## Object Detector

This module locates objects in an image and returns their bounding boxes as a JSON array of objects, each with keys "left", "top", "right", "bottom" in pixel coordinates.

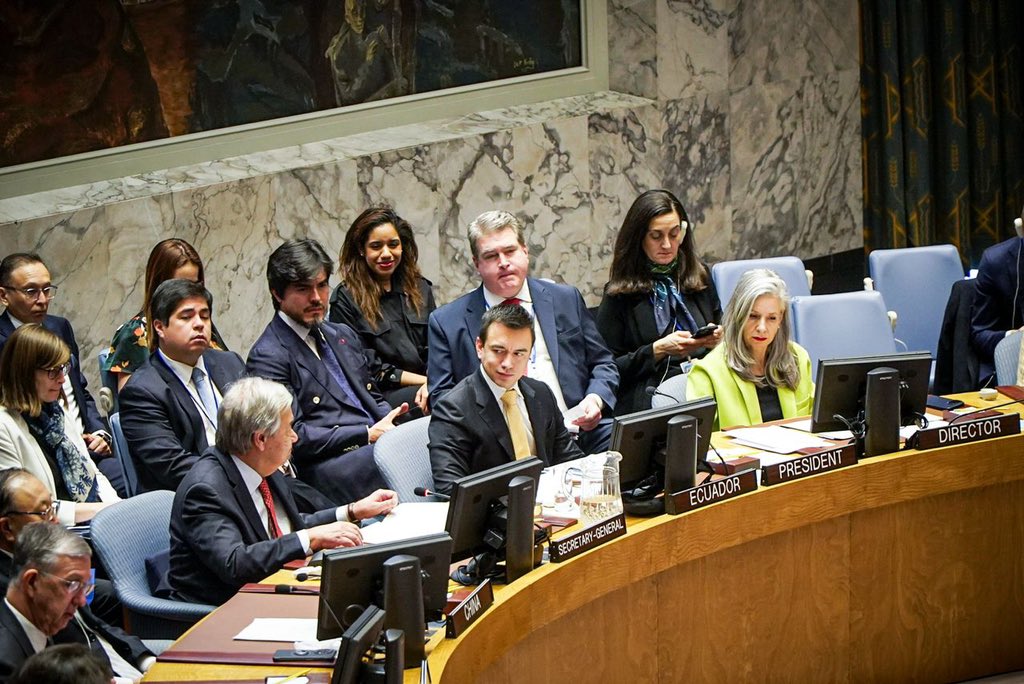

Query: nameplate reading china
[
  {"left": 666, "top": 470, "right": 758, "bottom": 514},
  {"left": 445, "top": 579, "right": 494, "bottom": 638},
  {"left": 549, "top": 513, "right": 627, "bottom": 563},
  {"left": 914, "top": 413, "right": 1020, "bottom": 450},
  {"left": 761, "top": 444, "right": 857, "bottom": 486}
]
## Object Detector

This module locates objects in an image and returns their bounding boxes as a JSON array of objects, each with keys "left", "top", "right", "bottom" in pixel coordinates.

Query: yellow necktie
[{"left": 500, "top": 389, "right": 531, "bottom": 460}]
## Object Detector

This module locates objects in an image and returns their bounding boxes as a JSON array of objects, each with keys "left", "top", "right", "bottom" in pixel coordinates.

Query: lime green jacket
[{"left": 685, "top": 342, "right": 814, "bottom": 430}]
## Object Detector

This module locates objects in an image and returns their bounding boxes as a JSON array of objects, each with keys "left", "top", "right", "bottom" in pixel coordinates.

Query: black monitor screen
[
  {"left": 445, "top": 457, "right": 544, "bottom": 562},
  {"left": 317, "top": 533, "right": 452, "bottom": 640},
  {"left": 811, "top": 351, "right": 932, "bottom": 432},
  {"left": 611, "top": 396, "right": 718, "bottom": 486},
  {"left": 331, "top": 605, "right": 385, "bottom": 684}
]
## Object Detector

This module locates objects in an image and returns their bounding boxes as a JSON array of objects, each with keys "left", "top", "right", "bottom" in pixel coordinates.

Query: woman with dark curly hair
[
  {"left": 596, "top": 189, "right": 722, "bottom": 414},
  {"left": 329, "top": 206, "right": 435, "bottom": 415}
]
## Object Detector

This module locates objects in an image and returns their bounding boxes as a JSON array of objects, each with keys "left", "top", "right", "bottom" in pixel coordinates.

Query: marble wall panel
[
  {"left": 588, "top": 103, "right": 664, "bottom": 287},
  {"left": 661, "top": 92, "right": 732, "bottom": 261},
  {"left": 729, "top": 0, "right": 859, "bottom": 89},
  {"left": 609, "top": 0, "right": 658, "bottom": 99},
  {"left": 729, "top": 79, "right": 802, "bottom": 259},
  {"left": 658, "top": 0, "right": 731, "bottom": 100},
  {"left": 794, "top": 69, "right": 862, "bottom": 257}
]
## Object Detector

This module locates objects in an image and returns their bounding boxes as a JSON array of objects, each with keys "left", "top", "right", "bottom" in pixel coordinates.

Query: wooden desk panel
[
  {"left": 145, "top": 421, "right": 1024, "bottom": 683},
  {"left": 433, "top": 433, "right": 1024, "bottom": 683}
]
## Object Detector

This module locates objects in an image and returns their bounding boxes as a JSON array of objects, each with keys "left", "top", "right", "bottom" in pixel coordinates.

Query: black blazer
[
  {"left": 428, "top": 371, "right": 584, "bottom": 495},
  {"left": 246, "top": 316, "right": 390, "bottom": 466},
  {"left": 169, "top": 447, "right": 338, "bottom": 605},
  {"left": 120, "top": 349, "right": 246, "bottom": 491},
  {"left": 0, "top": 599, "right": 33, "bottom": 684},
  {"left": 329, "top": 277, "right": 435, "bottom": 388},
  {"left": 596, "top": 284, "right": 721, "bottom": 414},
  {"left": 0, "top": 312, "right": 104, "bottom": 435},
  {"left": 970, "top": 236, "right": 1024, "bottom": 384}
]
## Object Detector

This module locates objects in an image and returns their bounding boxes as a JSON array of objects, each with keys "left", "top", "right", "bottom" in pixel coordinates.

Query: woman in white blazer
[{"left": 0, "top": 324, "right": 119, "bottom": 525}]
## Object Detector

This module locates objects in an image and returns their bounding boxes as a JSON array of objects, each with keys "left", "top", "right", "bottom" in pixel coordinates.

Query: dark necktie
[
  {"left": 258, "top": 478, "right": 283, "bottom": 539},
  {"left": 311, "top": 326, "right": 370, "bottom": 422},
  {"left": 502, "top": 297, "right": 522, "bottom": 307}
]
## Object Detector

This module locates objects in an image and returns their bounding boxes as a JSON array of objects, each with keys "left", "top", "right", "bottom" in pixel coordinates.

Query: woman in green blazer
[{"left": 687, "top": 269, "right": 813, "bottom": 429}]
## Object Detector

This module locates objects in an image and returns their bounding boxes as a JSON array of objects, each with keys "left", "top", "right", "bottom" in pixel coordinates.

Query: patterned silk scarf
[
  {"left": 649, "top": 258, "right": 698, "bottom": 334},
  {"left": 23, "top": 402, "right": 99, "bottom": 502}
]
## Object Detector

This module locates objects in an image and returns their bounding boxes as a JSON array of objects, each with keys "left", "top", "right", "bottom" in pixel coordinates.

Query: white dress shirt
[{"left": 157, "top": 350, "right": 221, "bottom": 447}]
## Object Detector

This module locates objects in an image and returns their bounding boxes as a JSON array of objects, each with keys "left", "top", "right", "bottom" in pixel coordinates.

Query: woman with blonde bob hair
[
  {"left": 686, "top": 269, "right": 813, "bottom": 429},
  {"left": 0, "top": 325, "right": 119, "bottom": 524}
]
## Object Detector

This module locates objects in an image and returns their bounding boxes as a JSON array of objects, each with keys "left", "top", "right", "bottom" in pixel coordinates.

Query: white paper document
[
  {"left": 727, "top": 425, "right": 838, "bottom": 454},
  {"left": 234, "top": 618, "right": 319, "bottom": 642},
  {"left": 360, "top": 502, "right": 449, "bottom": 545}
]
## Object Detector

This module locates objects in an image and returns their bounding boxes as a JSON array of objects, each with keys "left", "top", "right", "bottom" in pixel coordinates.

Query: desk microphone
[
  {"left": 274, "top": 585, "right": 319, "bottom": 595},
  {"left": 412, "top": 487, "right": 450, "bottom": 501}
]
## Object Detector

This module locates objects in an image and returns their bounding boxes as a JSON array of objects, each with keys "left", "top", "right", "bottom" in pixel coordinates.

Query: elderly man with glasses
[
  {"left": 0, "top": 469, "right": 122, "bottom": 628},
  {"left": 0, "top": 254, "right": 120, "bottom": 496},
  {"left": 0, "top": 522, "right": 152, "bottom": 683}
]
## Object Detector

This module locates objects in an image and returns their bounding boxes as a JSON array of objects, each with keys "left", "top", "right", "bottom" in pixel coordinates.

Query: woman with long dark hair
[
  {"left": 329, "top": 206, "right": 435, "bottom": 414},
  {"left": 596, "top": 189, "right": 722, "bottom": 413},
  {"left": 103, "top": 238, "right": 227, "bottom": 390}
]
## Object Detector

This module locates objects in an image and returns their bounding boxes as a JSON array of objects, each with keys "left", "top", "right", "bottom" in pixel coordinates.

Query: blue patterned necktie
[{"left": 311, "top": 326, "right": 370, "bottom": 422}]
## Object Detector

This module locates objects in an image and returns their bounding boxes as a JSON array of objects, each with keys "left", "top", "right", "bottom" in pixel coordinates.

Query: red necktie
[{"left": 257, "top": 479, "right": 282, "bottom": 539}]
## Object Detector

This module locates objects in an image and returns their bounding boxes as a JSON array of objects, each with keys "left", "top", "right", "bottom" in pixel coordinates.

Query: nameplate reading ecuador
[
  {"left": 445, "top": 580, "right": 494, "bottom": 638},
  {"left": 666, "top": 470, "right": 758, "bottom": 514},
  {"left": 914, "top": 413, "right": 1020, "bottom": 450},
  {"left": 549, "top": 513, "right": 627, "bottom": 563},
  {"left": 761, "top": 444, "right": 856, "bottom": 486}
]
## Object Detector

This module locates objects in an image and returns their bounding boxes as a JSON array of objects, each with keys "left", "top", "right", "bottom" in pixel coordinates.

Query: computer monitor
[
  {"left": 331, "top": 605, "right": 385, "bottom": 684},
  {"left": 610, "top": 396, "right": 718, "bottom": 487},
  {"left": 445, "top": 457, "right": 544, "bottom": 562},
  {"left": 811, "top": 351, "right": 932, "bottom": 432},
  {"left": 316, "top": 533, "right": 452, "bottom": 639}
]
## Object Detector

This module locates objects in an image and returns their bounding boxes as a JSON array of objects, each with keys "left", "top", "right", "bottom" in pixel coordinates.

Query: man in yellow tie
[{"left": 428, "top": 304, "right": 585, "bottom": 495}]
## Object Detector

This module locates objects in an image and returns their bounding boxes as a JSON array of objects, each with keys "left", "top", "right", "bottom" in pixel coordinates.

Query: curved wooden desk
[
  {"left": 144, "top": 410, "right": 1024, "bottom": 683},
  {"left": 428, "top": 431, "right": 1024, "bottom": 683}
]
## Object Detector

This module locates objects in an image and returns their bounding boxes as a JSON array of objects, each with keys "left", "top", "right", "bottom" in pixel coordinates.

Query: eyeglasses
[
  {"left": 42, "top": 571, "right": 94, "bottom": 597},
  {"left": 38, "top": 363, "right": 70, "bottom": 380},
  {"left": 1, "top": 285, "right": 58, "bottom": 301},
  {"left": 3, "top": 501, "right": 60, "bottom": 519}
]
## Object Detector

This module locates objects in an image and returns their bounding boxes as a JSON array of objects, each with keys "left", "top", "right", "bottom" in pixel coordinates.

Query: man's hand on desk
[
  {"left": 350, "top": 488, "right": 398, "bottom": 521},
  {"left": 308, "top": 521, "right": 363, "bottom": 551}
]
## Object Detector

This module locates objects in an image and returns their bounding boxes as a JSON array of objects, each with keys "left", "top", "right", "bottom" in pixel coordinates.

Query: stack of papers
[
  {"left": 360, "top": 502, "right": 449, "bottom": 545},
  {"left": 726, "top": 426, "right": 837, "bottom": 454}
]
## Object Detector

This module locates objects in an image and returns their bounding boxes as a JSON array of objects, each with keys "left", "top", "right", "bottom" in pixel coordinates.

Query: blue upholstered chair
[
  {"left": 373, "top": 416, "right": 436, "bottom": 502},
  {"left": 711, "top": 256, "right": 812, "bottom": 305},
  {"left": 993, "top": 333, "right": 1022, "bottom": 386},
  {"left": 91, "top": 491, "right": 215, "bottom": 639},
  {"left": 108, "top": 412, "right": 139, "bottom": 497},
  {"left": 652, "top": 373, "right": 689, "bottom": 409},
  {"left": 790, "top": 291, "right": 898, "bottom": 374},
  {"left": 867, "top": 244, "right": 964, "bottom": 358}
]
